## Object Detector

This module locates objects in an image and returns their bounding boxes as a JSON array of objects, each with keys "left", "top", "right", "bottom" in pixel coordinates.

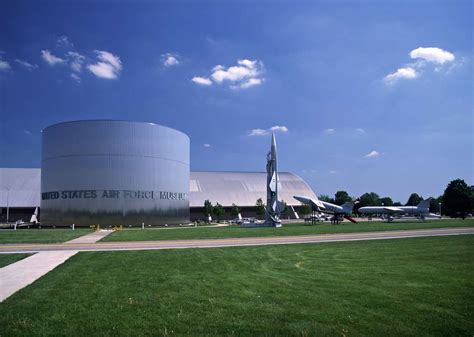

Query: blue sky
[{"left": 0, "top": 0, "right": 472, "bottom": 202}]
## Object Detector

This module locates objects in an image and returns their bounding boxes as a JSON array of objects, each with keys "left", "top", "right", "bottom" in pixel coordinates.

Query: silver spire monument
[{"left": 264, "top": 133, "right": 282, "bottom": 227}]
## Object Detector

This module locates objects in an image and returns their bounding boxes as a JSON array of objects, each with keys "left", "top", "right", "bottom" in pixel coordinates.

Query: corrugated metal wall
[{"left": 41, "top": 120, "right": 190, "bottom": 226}]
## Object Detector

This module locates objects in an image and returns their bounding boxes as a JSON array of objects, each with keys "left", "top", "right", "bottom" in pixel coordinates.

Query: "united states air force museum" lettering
[{"left": 41, "top": 190, "right": 188, "bottom": 201}]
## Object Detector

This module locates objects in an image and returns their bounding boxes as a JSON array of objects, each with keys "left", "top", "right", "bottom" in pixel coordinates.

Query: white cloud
[
  {"left": 23, "top": 129, "right": 31, "bottom": 135},
  {"left": 56, "top": 36, "right": 74, "bottom": 49},
  {"left": 270, "top": 125, "right": 288, "bottom": 133},
  {"left": 0, "top": 58, "right": 11, "bottom": 71},
  {"left": 249, "top": 128, "right": 269, "bottom": 136},
  {"left": 409, "top": 47, "right": 455, "bottom": 64},
  {"left": 66, "top": 52, "right": 85, "bottom": 72},
  {"left": 249, "top": 125, "right": 289, "bottom": 136},
  {"left": 355, "top": 128, "right": 366, "bottom": 133},
  {"left": 384, "top": 67, "right": 417, "bottom": 84},
  {"left": 162, "top": 53, "right": 179, "bottom": 67},
  {"left": 15, "top": 59, "right": 38, "bottom": 70},
  {"left": 70, "top": 73, "right": 81, "bottom": 83},
  {"left": 203, "top": 143, "right": 212, "bottom": 148},
  {"left": 324, "top": 128, "right": 335, "bottom": 133},
  {"left": 87, "top": 50, "right": 122, "bottom": 79},
  {"left": 329, "top": 170, "right": 338, "bottom": 174},
  {"left": 194, "top": 59, "right": 264, "bottom": 89},
  {"left": 364, "top": 150, "right": 380, "bottom": 158},
  {"left": 192, "top": 76, "right": 212, "bottom": 86},
  {"left": 41, "top": 50, "right": 64, "bottom": 65},
  {"left": 232, "top": 78, "right": 263, "bottom": 90}
]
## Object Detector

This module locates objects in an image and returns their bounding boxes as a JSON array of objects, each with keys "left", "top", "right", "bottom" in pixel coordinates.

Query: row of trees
[
  {"left": 203, "top": 179, "right": 473, "bottom": 220},
  {"left": 319, "top": 179, "right": 473, "bottom": 216}
]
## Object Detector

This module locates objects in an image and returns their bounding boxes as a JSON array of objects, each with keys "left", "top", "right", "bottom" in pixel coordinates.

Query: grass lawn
[
  {"left": 103, "top": 219, "right": 474, "bottom": 242},
  {"left": 0, "top": 235, "right": 472, "bottom": 336},
  {"left": 0, "top": 254, "right": 31, "bottom": 268},
  {"left": 0, "top": 228, "right": 91, "bottom": 244}
]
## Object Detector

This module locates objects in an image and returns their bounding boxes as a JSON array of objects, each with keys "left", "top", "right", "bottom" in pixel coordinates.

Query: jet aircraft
[
  {"left": 293, "top": 195, "right": 358, "bottom": 224},
  {"left": 358, "top": 199, "right": 439, "bottom": 222}
]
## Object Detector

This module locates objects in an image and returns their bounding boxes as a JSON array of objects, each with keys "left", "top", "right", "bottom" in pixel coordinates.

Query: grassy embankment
[
  {"left": 0, "top": 254, "right": 31, "bottom": 268},
  {"left": 0, "top": 228, "right": 91, "bottom": 244},
  {"left": 103, "top": 219, "right": 474, "bottom": 242},
  {"left": 0, "top": 235, "right": 472, "bottom": 336}
]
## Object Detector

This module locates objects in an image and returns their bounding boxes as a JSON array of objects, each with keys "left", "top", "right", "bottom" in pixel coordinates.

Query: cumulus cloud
[
  {"left": 87, "top": 50, "right": 122, "bottom": 79},
  {"left": 66, "top": 52, "right": 86, "bottom": 72},
  {"left": 0, "top": 58, "right": 11, "bottom": 71},
  {"left": 324, "top": 128, "right": 335, "bottom": 133},
  {"left": 203, "top": 143, "right": 212, "bottom": 148},
  {"left": 384, "top": 47, "right": 456, "bottom": 85},
  {"left": 192, "top": 76, "right": 212, "bottom": 86},
  {"left": 41, "top": 50, "right": 64, "bottom": 65},
  {"left": 409, "top": 47, "right": 455, "bottom": 64},
  {"left": 56, "top": 35, "right": 74, "bottom": 49},
  {"left": 364, "top": 150, "right": 380, "bottom": 158},
  {"left": 14, "top": 59, "right": 38, "bottom": 70},
  {"left": 270, "top": 125, "right": 289, "bottom": 133},
  {"left": 249, "top": 128, "right": 269, "bottom": 136},
  {"left": 384, "top": 67, "right": 417, "bottom": 84},
  {"left": 193, "top": 59, "right": 264, "bottom": 89},
  {"left": 162, "top": 53, "right": 179, "bottom": 67},
  {"left": 249, "top": 125, "right": 289, "bottom": 136}
]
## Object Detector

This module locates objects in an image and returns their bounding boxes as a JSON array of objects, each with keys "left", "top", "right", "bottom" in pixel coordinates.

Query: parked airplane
[
  {"left": 358, "top": 199, "right": 439, "bottom": 222},
  {"left": 293, "top": 195, "right": 358, "bottom": 224}
]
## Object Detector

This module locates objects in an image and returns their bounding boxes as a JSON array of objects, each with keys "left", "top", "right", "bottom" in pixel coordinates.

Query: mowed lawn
[
  {"left": 0, "top": 235, "right": 472, "bottom": 336},
  {"left": 103, "top": 219, "right": 474, "bottom": 242},
  {"left": 0, "top": 228, "right": 91, "bottom": 244},
  {"left": 0, "top": 254, "right": 31, "bottom": 268}
]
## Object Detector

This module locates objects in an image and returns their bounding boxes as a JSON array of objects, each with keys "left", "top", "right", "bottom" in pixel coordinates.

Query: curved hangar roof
[
  {"left": 189, "top": 171, "right": 316, "bottom": 207},
  {"left": 0, "top": 168, "right": 316, "bottom": 208}
]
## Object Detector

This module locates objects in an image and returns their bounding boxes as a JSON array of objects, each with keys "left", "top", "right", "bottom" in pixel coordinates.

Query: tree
[
  {"left": 299, "top": 204, "right": 312, "bottom": 217},
  {"left": 255, "top": 198, "right": 266, "bottom": 219},
  {"left": 379, "top": 197, "right": 393, "bottom": 206},
  {"left": 405, "top": 193, "right": 423, "bottom": 206},
  {"left": 393, "top": 202, "right": 402, "bottom": 206},
  {"left": 204, "top": 200, "right": 213, "bottom": 221},
  {"left": 334, "top": 191, "right": 351, "bottom": 205},
  {"left": 212, "top": 202, "right": 225, "bottom": 221},
  {"left": 230, "top": 203, "right": 240, "bottom": 218},
  {"left": 429, "top": 196, "right": 442, "bottom": 213},
  {"left": 442, "top": 179, "right": 474, "bottom": 216},
  {"left": 280, "top": 201, "right": 291, "bottom": 219},
  {"left": 355, "top": 192, "right": 380, "bottom": 213},
  {"left": 319, "top": 194, "right": 335, "bottom": 204}
]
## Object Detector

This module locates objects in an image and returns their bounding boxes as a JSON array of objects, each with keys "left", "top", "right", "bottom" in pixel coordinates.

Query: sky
[{"left": 0, "top": 0, "right": 472, "bottom": 203}]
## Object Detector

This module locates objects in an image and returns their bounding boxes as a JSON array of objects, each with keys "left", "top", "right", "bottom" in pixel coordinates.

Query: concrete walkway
[{"left": 0, "top": 230, "right": 112, "bottom": 302}]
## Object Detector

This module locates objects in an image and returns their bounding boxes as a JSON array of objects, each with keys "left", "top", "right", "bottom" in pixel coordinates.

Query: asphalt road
[{"left": 1, "top": 227, "right": 473, "bottom": 254}]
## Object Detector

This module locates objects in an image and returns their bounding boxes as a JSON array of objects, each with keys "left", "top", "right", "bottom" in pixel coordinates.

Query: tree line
[{"left": 319, "top": 179, "right": 473, "bottom": 216}]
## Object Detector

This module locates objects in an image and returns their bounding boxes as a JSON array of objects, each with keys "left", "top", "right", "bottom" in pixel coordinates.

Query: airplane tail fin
[
  {"left": 417, "top": 198, "right": 431, "bottom": 210},
  {"left": 341, "top": 201, "right": 358, "bottom": 214}
]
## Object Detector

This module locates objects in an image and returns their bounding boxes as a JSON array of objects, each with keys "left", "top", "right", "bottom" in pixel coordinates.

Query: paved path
[
  {"left": 0, "top": 227, "right": 472, "bottom": 254},
  {"left": 0, "top": 230, "right": 112, "bottom": 302}
]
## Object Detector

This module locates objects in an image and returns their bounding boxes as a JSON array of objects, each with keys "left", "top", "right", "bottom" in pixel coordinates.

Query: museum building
[{"left": 0, "top": 120, "right": 317, "bottom": 226}]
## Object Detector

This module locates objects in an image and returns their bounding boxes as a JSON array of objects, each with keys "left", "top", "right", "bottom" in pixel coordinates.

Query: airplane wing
[
  {"left": 293, "top": 195, "right": 325, "bottom": 210},
  {"left": 383, "top": 207, "right": 404, "bottom": 212}
]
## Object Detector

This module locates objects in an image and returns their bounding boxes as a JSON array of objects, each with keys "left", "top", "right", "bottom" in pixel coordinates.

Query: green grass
[
  {"left": 0, "top": 229, "right": 91, "bottom": 244},
  {"left": 0, "top": 254, "right": 31, "bottom": 268},
  {"left": 0, "top": 235, "right": 472, "bottom": 336},
  {"left": 103, "top": 219, "right": 474, "bottom": 242}
]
